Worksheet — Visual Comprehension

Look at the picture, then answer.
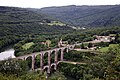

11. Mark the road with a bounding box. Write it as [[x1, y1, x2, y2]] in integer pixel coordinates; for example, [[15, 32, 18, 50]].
[[62, 61, 87, 65]]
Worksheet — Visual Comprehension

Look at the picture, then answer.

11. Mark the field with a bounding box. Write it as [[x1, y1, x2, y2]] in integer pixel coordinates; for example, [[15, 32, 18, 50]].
[[99, 44, 119, 53], [47, 21, 66, 26], [22, 42, 34, 50]]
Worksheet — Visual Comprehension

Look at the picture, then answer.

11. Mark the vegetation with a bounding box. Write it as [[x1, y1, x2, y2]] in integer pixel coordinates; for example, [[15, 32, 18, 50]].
[[99, 46, 109, 53], [0, 71, 47, 80], [98, 44, 119, 52], [40, 5, 120, 27], [64, 50, 96, 62], [0, 59, 66, 80], [58, 44, 120, 80], [0, 6, 73, 51], [47, 21, 66, 26], [22, 42, 34, 50]]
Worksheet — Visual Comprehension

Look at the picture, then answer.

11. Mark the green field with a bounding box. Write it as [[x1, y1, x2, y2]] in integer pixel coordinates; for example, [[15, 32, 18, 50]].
[[99, 44, 119, 53], [109, 34, 116, 36], [22, 42, 34, 50], [99, 47, 109, 53]]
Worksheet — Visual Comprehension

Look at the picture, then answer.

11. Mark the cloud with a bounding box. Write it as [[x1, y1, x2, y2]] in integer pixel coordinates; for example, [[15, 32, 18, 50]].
[[0, 0, 120, 8]]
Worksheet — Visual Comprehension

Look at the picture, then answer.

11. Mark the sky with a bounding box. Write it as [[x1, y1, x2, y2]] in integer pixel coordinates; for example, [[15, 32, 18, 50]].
[[0, 0, 120, 8]]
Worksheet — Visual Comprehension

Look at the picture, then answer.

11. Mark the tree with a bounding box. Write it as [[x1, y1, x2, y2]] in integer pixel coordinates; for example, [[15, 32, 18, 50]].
[[105, 44, 120, 79], [115, 34, 119, 41], [114, 33, 120, 43], [81, 43, 85, 49], [49, 71, 66, 80], [88, 43, 93, 48], [0, 59, 29, 75]]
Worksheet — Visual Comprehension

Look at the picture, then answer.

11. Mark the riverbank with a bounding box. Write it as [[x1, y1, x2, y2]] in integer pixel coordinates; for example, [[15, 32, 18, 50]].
[[0, 44, 14, 53], [0, 48, 15, 61]]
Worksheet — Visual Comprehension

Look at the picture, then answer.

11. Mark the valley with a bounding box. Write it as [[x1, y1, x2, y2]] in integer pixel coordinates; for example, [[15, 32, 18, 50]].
[[0, 5, 120, 80]]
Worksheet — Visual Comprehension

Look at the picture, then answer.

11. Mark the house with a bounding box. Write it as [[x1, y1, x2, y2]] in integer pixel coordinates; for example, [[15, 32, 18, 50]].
[[58, 39, 68, 47], [90, 35, 115, 43]]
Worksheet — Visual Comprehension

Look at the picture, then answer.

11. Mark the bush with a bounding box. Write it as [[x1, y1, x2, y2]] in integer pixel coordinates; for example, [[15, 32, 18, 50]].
[[0, 59, 29, 75]]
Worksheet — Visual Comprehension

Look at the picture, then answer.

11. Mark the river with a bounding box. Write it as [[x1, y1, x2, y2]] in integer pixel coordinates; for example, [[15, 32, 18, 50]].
[[0, 48, 16, 61]]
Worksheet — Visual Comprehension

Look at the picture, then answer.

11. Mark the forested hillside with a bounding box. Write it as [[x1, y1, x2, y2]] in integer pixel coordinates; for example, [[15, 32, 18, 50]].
[[40, 5, 120, 27], [0, 6, 73, 50], [0, 6, 73, 37]]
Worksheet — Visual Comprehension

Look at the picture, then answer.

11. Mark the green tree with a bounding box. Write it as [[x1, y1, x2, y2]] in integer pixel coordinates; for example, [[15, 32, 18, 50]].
[[0, 59, 29, 75], [81, 43, 85, 49], [88, 43, 93, 48]]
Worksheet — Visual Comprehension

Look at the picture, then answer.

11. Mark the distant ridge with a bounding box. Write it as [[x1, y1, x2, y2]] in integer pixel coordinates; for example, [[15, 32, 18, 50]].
[[40, 5, 120, 27]]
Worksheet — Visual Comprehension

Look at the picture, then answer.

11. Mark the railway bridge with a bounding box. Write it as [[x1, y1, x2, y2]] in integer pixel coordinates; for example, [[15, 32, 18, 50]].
[[16, 45, 75, 73]]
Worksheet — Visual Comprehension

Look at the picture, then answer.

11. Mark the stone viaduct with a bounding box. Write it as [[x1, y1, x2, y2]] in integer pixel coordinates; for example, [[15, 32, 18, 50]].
[[16, 45, 75, 73]]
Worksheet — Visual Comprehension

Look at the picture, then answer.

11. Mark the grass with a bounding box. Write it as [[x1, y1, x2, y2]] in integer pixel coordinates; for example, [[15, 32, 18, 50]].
[[99, 44, 119, 53], [22, 42, 34, 50], [109, 44, 119, 47], [99, 47, 109, 53], [109, 34, 116, 36], [75, 43, 89, 48]]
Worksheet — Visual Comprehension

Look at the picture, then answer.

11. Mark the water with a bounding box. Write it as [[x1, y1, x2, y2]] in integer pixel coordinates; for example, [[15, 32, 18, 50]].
[[0, 48, 16, 61]]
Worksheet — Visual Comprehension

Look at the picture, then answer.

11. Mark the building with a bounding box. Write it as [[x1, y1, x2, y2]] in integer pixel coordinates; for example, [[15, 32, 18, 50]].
[[58, 38, 68, 47], [89, 35, 115, 43]]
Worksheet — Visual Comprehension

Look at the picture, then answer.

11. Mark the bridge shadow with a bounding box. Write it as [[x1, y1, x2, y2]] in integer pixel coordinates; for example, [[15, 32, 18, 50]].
[[64, 48, 68, 53], [34, 54, 40, 69], [26, 56, 32, 70], [51, 51, 55, 63], [44, 67, 49, 73], [43, 52, 49, 66], [51, 64, 56, 73], [63, 48, 69, 60], [58, 49, 61, 61]]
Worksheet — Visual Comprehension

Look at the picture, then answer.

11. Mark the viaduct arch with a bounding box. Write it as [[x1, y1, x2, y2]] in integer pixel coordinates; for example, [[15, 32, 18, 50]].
[[16, 45, 75, 73]]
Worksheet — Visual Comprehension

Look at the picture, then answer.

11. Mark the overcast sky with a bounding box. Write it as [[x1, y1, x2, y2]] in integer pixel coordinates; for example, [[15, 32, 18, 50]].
[[0, 0, 120, 8]]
